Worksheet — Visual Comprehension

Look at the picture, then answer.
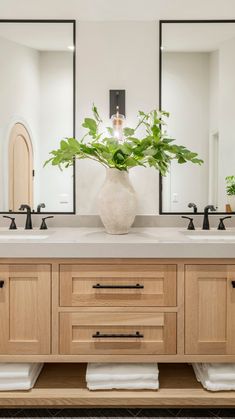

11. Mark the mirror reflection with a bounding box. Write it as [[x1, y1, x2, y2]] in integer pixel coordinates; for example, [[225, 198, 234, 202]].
[[161, 21, 235, 213], [0, 21, 75, 213]]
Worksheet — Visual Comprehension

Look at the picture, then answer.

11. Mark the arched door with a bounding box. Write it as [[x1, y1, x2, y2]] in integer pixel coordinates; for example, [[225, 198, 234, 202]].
[[9, 123, 33, 211]]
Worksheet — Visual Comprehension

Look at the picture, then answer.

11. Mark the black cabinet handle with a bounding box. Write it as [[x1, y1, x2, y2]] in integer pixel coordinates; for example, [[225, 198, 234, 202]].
[[93, 283, 144, 289], [0, 280, 4, 288], [92, 331, 144, 339], [232, 281, 235, 288]]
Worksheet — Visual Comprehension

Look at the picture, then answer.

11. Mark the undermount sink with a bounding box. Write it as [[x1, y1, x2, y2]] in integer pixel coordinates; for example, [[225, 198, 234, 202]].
[[182, 230, 235, 241], [0, 231, 49, 240]]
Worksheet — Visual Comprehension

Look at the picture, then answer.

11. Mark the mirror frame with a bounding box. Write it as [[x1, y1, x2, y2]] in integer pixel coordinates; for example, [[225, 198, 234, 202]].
[[159, 19, 235, 215], [0, 19, 76, 215]]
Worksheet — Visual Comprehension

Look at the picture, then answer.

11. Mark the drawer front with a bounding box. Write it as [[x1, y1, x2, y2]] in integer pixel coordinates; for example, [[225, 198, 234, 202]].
[[59, 264, 177, 307], [59, 311, 177, 355]]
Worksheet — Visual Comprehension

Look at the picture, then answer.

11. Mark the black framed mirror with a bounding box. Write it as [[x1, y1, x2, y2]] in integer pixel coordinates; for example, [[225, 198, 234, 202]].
[[159, 20, 235, 215], [0, 19, 76, 214]]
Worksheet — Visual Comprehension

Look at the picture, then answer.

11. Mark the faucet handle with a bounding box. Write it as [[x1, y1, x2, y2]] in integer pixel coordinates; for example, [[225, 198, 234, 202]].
[[181, 216, 195, 230], [217, 216, 232, 231], [40, 216, 54, 230], [3, 216, 17, 230]]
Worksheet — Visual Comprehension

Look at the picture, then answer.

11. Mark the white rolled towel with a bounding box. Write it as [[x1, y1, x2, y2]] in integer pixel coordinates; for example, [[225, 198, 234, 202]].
[[0, 363, 43, 391], [0, 363, 37, 379], [193, 363, 235, 391], [86, 363, 159, 383], [87, 380, 159, 390]]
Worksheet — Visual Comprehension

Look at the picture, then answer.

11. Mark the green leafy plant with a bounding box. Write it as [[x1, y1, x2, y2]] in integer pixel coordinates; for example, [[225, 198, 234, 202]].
[[226, 176, 235, 196], [45, 105, 203, 176]]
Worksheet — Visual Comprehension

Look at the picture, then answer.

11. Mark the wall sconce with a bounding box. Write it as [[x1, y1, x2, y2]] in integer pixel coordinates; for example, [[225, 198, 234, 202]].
[[109, 90, 126, 118]]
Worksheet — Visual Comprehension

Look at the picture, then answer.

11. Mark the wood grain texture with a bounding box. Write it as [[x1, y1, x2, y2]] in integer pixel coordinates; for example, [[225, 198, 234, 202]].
[[59, 264, 177, 307], [1, 364, 235, 407], [0, 264, 51, 355], [185, 264, 235, 355], [59, 311, 176, 355]]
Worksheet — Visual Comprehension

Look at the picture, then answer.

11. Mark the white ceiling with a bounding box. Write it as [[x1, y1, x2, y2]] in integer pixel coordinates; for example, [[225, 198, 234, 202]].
[[0, 23, 73, 51], [0, 0, 235, 21], [162, 23, 235, 52]]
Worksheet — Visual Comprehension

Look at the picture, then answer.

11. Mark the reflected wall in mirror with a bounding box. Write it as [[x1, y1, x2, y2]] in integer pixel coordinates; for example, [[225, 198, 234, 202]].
[[160, 20, 235, 214], [0, 20, 75, 213]]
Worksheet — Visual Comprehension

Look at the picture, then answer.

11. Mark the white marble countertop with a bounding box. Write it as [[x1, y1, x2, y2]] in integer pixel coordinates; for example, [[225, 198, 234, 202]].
[[0, 227, 235, 258]]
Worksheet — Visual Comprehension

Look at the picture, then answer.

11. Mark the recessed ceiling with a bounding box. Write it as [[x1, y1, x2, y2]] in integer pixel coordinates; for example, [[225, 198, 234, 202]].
[[0, 23, 73, 51], [162, 22, 235, 52]]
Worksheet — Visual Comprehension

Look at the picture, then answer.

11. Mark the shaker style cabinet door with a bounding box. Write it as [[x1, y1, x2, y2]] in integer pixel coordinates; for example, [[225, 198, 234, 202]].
[[0, 264, 51, 355], [185, 265, 235, 355]]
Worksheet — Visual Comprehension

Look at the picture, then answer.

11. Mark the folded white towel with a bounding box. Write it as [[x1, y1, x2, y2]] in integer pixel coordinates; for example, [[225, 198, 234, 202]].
[[200, 363, 235, 382], [86, 363, 159, 383], [0, 363, 43, 391], [0, 363, 37, 379], [87, 380, 159, 390], [193, 363, 235, 392]]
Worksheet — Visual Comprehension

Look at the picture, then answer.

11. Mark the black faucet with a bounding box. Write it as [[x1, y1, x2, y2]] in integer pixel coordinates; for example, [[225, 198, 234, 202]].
[[37, 203, 46, 212], [188, 202, 198, 213], [19, 204, 33, 229], [202, 205, 216, 230]]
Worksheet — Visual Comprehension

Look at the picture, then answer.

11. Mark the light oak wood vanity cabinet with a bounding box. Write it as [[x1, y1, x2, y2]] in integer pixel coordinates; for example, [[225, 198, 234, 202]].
[[0, 259, 235, 361], [1, 259, 235, 408]]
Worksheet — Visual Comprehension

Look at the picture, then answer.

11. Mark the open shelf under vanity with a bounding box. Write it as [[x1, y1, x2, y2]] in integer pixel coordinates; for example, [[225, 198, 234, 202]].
[[0, 363, 235, 408]]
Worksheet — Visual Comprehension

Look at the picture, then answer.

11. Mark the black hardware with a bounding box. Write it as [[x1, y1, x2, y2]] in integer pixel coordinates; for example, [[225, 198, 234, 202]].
[[92, 331, 144, 339], [202, 205, 216, 230], [217, 216, 232, 230], [40, 216, 54, 230], [188, 202, 198, 213], [109, 90, 126, 118], [0, 280, 4, 288], [19, 204, 32, 229], [37, 203, 46, 213], [93, 283, 144, 289], [181, 216, 195, 230], [232, 281, 235, 288], [3, 216, 17, 230]]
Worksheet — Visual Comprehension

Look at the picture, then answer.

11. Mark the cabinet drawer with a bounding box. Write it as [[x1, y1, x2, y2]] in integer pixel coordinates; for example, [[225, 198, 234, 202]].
[[59, 311, 177, 355], [59, 264, 177, 307]]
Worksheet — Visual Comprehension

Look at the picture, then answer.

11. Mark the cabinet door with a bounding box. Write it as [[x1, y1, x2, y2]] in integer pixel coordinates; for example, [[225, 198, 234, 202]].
[[0, 264, 51, 354], [185, 265, 235, 355]]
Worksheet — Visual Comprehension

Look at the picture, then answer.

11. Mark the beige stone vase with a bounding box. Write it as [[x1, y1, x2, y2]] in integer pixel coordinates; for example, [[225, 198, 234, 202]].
[[98, 168, 137, 234]]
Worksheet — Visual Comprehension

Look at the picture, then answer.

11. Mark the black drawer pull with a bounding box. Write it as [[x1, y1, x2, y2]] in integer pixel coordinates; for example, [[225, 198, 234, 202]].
[[232, 281, 235, 288], [0, 280, 4, 288], [93, 283, 144, 289], [92, 331, 144, 339]]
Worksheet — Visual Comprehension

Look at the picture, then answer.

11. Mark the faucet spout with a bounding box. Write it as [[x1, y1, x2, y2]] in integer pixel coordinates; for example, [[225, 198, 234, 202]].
[[202, 205, 216, 230], [19, 204, 33, 230]]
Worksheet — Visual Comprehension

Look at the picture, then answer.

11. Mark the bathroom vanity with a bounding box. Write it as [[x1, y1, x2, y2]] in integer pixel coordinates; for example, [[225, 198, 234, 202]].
[[0, 227, 235, 407]]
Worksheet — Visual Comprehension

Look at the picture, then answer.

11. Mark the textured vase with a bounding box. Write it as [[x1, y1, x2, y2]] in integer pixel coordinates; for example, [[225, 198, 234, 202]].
[[98, 168, 137, 234], [227, 195, 235, 211]]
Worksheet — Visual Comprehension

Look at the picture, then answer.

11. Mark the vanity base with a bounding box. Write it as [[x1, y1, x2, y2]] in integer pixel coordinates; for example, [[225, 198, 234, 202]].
[[0, 363, 235, 408]]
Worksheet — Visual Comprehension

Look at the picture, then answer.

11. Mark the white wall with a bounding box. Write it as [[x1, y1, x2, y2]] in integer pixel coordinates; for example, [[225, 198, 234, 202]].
[[76, 22, 159, 214], [0, 36, 40, 210], [39, 51, 74, 212], [162, 52, 209, 212]]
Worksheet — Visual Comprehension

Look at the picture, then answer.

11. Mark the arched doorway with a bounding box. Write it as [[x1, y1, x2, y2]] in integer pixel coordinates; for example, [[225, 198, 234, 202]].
[[9, 123, 33, 211]]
